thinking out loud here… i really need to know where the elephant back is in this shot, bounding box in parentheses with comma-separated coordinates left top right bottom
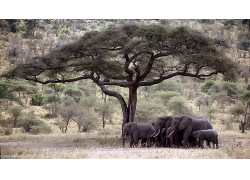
(137, 122, 155, 133)
(191, 117, 213, 131)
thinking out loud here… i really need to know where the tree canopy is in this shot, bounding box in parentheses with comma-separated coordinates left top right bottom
(2, 23, 238, 127)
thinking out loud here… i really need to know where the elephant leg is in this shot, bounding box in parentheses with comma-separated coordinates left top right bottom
(146, 137, 151, 147)
(141, 139, 146, 147)
(207, 141, 211, 148)
(182, 131, 190, 148)
(133, 135, 138, 147)
(199, 137, 204, 149)
(130, 135, 134, 148)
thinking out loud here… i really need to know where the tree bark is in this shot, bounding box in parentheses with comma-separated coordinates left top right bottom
(128, 86, 138, 123)
(99, 85, 129, 129)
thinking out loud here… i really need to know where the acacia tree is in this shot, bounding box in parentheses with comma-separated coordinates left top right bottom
(2, 23, 237, 129)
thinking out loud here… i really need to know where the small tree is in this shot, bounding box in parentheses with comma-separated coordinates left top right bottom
(8, 105, 23, 127)
(30, 94, 44, 106)
(17, 111, 43, 132)
(96, 100, 115, 128)
(204, 106, 217, 122)
(169, 96, 190, 116)
(58, 105, 77, 133)
(230, 103, 245, 119)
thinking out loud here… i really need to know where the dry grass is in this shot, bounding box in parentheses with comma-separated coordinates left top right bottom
(1, 127, 250, 159)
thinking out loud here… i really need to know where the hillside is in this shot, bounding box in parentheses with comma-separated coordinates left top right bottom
(0, 19, 250, 138)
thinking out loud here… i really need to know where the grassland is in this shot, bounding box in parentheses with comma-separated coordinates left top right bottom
(1, 123, 250, 159)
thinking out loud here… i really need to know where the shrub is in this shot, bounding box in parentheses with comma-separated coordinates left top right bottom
(4, 127, 13, 135)
(230, 104, 245, 119)
(30, 94, 44, 106)
(30, 124, 52, 134)
(200, 80, 215, 93)
(17, 112, 44, 133)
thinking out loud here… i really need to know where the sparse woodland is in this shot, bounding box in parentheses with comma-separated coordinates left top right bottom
(1, 19, 250, 159)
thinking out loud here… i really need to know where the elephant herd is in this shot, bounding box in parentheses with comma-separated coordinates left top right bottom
(122, 115, 219, 149)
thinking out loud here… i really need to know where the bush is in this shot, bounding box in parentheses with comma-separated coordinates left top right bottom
(17, 112, 44, 133)
(4, 127, 13, 135)
(200, 80, 215, 93)
(30, 124, 52, 135)
(30, 94, 44, 106)
(230, 104, 245, 119)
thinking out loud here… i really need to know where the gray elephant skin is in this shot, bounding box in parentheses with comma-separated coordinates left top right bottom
(192, 129, 219, 149)
(122, 122, 155, 148)
(151, 116, 174, 147)
(168, 115, 213, 148)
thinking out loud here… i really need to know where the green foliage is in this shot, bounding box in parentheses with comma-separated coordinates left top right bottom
(30, 123, 52, 134)
(204, 106, 217, 121)
(96, 100, 115, 128)
(64, 87, 83, 102)
(200, 80, 215, 93)
(230, 103, 245, 119)
(30, 94, 44, 106)
(152, 80, 184, 92)
(8, 105, 23, 127)
(155, 91, 181, 106)
(135, 99, 160, 122)
(168, 96, 190, 115)
(17, 112, 44, 133)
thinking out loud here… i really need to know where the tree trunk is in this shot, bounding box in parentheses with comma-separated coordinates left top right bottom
(99, 85, 129, 133)
(128, 86, 138, 123)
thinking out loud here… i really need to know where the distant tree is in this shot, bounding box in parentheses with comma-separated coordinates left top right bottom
(8, 105, 23, 127)
(196, 96, 209, 112)
(58, 105, 77, 133)
(134, 99, 160, 122)
(230, 103, 245, 119)
(200, 80, 215, 93)
(239, 90, 250, 122)
(168, 96, 189, 116)
(2, 24, 238, 130)
(17, 111, 48, 133)
(204, 106, 217, 121)
(96, 100, 115, 128)
(30, 94, 44, 106)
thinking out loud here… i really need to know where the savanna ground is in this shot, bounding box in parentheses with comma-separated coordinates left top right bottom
(1, 123, 250, 159)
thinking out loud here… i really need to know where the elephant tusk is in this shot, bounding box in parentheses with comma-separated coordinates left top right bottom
(153, 129, 161, 137)
(123, 135, 126, 139)
(168, 130, 175, 138)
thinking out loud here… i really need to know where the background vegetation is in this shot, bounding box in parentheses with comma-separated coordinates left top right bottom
(1, 19, 250, 158)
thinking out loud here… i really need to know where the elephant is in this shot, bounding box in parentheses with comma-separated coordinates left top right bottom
(168, 115, 213, 148)
(160, 127, 167, 147)
(166, 127, 183, 147)
(122, 122, 155, 148)
(191, 129, 219, 149)
(151, 116, 174, 147)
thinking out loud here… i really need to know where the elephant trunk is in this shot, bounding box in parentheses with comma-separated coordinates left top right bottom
(122, 135, 126, 148)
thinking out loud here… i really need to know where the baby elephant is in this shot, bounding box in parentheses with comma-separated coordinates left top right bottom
(191, 129, 219, 149)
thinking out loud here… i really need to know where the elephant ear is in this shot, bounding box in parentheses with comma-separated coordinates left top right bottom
(178, 116, 192, 131)
(129, 122, 137, 133)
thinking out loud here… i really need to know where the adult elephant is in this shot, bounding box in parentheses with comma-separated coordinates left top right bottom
(122, 122, 155, 148)
(168, 115, 213, 148)
(151, 116, 174, 147)
(166, 127, 183, 147)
